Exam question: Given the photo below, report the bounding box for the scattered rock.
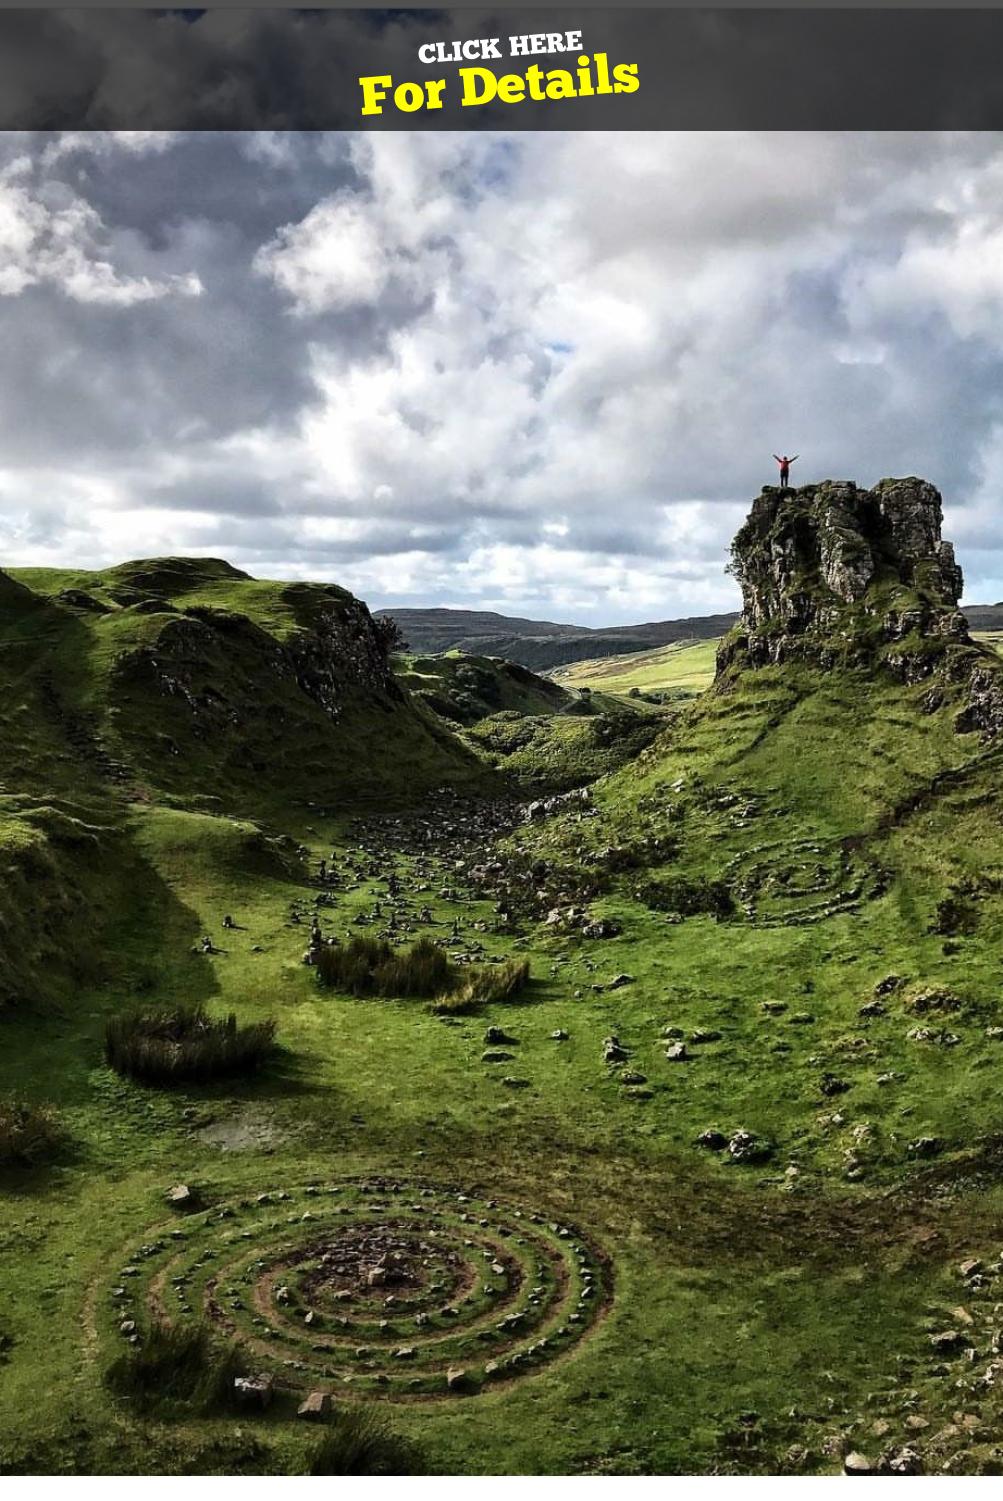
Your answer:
[297,1390,331,1420]
[907,1135,944,1158]
[883,1447,924,1476]
[728,1129,771,1163]
[234,1373,274,1409]
[819,1073,851,1097]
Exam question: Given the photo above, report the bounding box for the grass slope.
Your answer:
[393,651,572,725]
[554,638,720,701]
[6,559,1003,1475]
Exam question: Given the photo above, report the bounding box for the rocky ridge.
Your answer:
[716,478,1003,737]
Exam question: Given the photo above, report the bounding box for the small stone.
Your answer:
[885,1447,923,1476]
[664,1042,688,1062]
[728,1129,770,1163]
[297,1390,331,1420]
[166,1184,192,1206]
[234,1373,274,1409]
[907,1135,943,1158]
[843,1451,874,1475]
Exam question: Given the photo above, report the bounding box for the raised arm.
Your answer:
[790,454,799,463]
[772,454,781,463]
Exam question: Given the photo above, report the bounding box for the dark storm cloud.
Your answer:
[5,128,1003,624]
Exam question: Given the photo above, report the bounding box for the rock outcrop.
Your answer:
[716,477,1003,738]
[116,585,402,732]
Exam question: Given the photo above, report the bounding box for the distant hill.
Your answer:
[394,651,573,726]
[961,602,1003,630]
[375,606,742,670]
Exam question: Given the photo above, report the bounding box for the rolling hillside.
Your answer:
[377,604,741,670]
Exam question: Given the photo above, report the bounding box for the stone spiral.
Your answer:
[106,1177,608,1400]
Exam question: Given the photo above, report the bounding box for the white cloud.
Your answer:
[6,131,1003,620]
[42,131,180,165]
[0,156,202,305]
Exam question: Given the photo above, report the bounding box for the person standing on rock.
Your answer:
[773,453,798,488]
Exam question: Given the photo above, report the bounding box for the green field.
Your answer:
[553,638,720,700]
[4,550,1003,1475]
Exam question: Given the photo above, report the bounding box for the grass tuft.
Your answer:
[433,957,532,1015]
[314,935,457,998]
[105,1321,244,1414]
[315,936,532,1015]
[104,1003,276,1084]
[0,1094,63,1166]
[307,1407,424,1475]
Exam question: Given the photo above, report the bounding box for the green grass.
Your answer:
[5,558,1003,1474]
[393,650,571,725]
[553,637,719,700]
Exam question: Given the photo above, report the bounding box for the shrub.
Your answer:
[308,1407,423,1476]
[315,936,457,999]
[0,1095,62,1166]
[105,1003,276,1084]
[105,1321,244,1414]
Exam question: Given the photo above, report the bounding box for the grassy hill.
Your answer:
[393,650,573,725]
[553,637,720,701]
[7,509,1003,1477]
[378,605,740,671]
[7,557,480,820]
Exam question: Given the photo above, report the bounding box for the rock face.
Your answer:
[117,586,401,731]
[717,477,1003,737]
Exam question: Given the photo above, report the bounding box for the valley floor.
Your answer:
[6,702,1003,1474]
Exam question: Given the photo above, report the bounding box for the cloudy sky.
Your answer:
[3,129,1003,624]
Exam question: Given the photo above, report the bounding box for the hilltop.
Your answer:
[6,555,480,819]
[377,603,741,670]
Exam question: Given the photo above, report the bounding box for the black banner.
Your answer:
[5,8,1003,130]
